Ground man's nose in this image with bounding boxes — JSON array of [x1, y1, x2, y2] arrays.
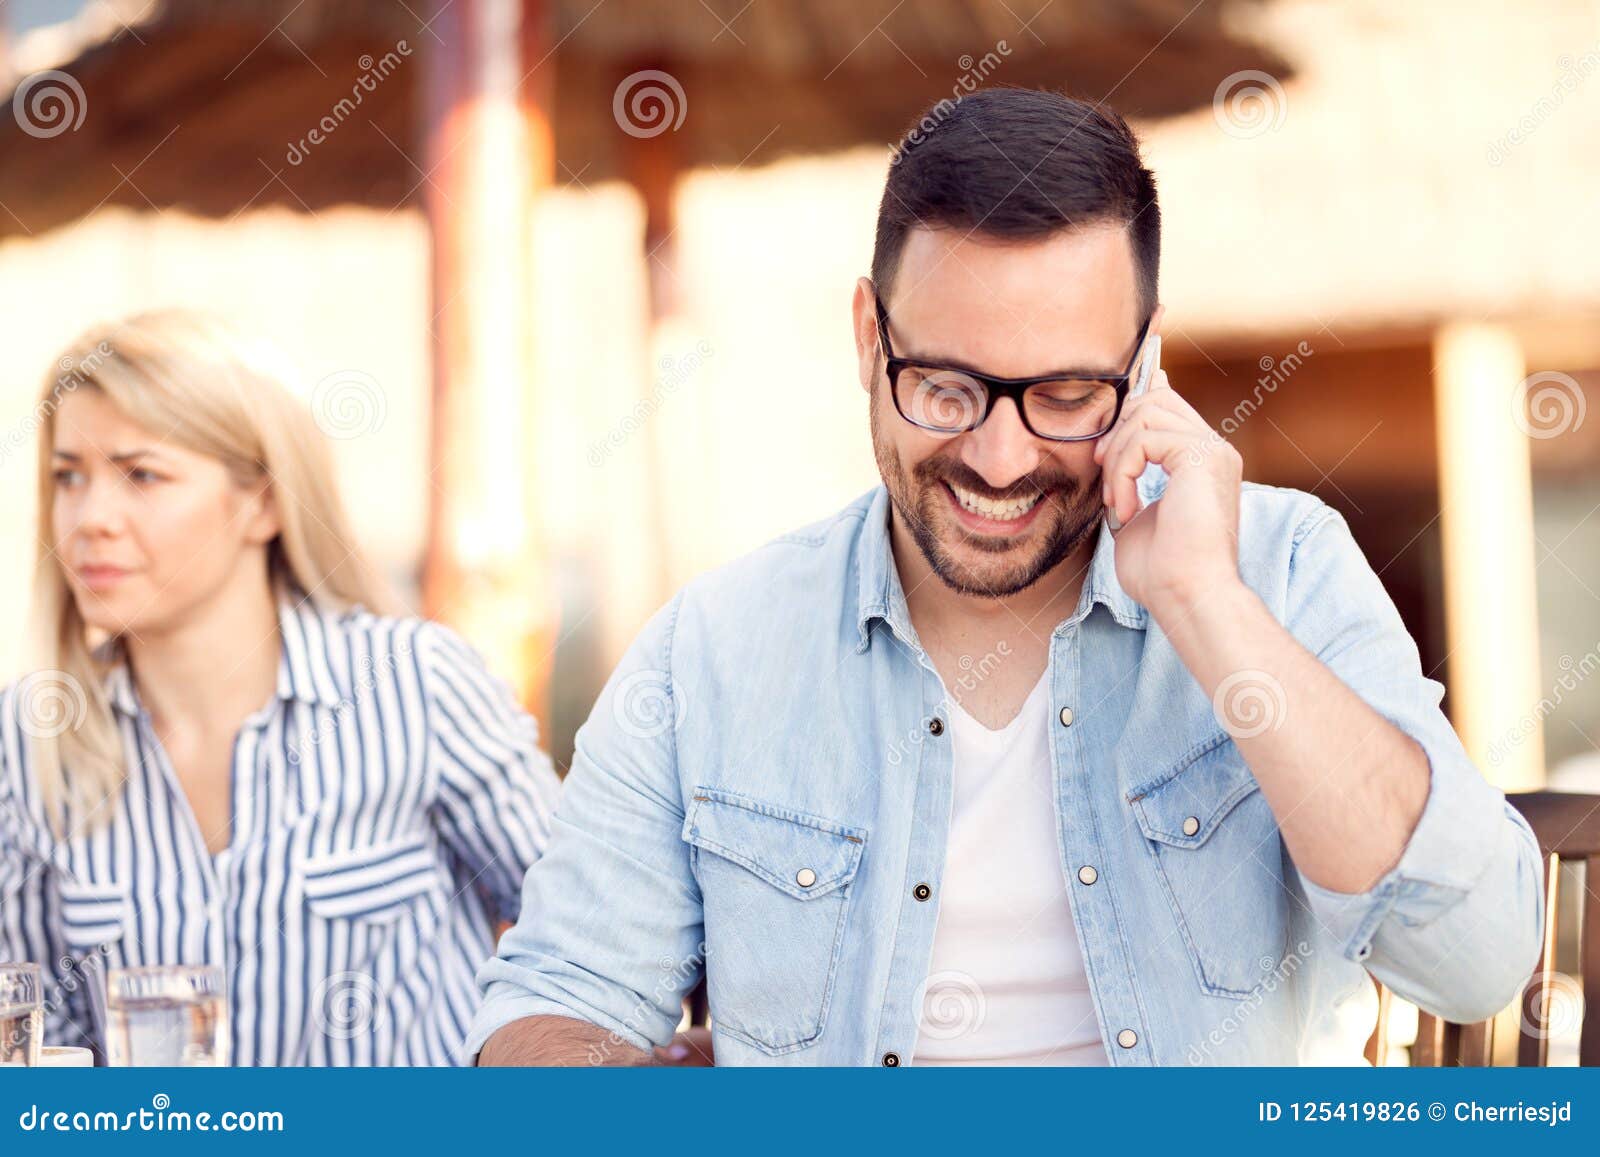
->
[[960, 396, 1044, 489]]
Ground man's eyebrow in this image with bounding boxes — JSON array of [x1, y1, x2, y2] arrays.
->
[[895, 340, 1128, 380]]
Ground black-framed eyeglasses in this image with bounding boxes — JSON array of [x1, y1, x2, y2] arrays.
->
[[874, 292, 1154, 442]]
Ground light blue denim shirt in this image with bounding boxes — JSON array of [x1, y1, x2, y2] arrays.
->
[[466, 481, 1544, 1066]]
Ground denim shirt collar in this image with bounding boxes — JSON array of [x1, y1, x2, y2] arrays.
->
[[102, 582, 352, 717], [853, 484, 1147, 655]]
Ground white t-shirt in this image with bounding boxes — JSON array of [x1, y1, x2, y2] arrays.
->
[[912, 671, 1111, 1066]]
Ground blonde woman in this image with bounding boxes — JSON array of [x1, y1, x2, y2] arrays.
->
[[0, 312, 559, 1066]]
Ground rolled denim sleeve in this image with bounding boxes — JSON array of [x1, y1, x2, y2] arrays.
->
[[1282, 504, 1545, 1024], [461, 595, 703, 1061]]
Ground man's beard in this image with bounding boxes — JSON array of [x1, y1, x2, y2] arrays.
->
[[871, 394, 1104, 598]]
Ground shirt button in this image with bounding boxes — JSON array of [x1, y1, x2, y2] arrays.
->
[[1058, 706, 1074, 727], [912, 883, 932, 902], [1181, 816, 1200, 837], [1077, 865, 1098, 886], [1117, 1029, 1139, 1049], [927, 717, 944, 736], [795, 868, 817, 888], [882, 1051, 901, 1067]]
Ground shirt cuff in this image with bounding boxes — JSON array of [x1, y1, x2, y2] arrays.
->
[[1297, 739, 1510, 963]]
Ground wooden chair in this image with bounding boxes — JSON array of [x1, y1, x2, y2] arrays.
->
[[1366, 790, 1600, 1066]]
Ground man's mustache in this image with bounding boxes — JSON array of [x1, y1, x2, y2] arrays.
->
[[912, 457, 1083, 504]]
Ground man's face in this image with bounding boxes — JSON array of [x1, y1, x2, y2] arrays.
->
[[855, 222, 1150, 598]]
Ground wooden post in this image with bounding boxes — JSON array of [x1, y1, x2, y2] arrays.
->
[[420, 0, 555, 732], [1432, 322, 1546, 792]]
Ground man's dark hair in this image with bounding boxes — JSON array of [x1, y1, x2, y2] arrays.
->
[[872, 87, 1160, 321]]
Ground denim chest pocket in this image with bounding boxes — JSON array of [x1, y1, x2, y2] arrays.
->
[[682, 789, 865, 1056], [1127, 733, 1289, 998]]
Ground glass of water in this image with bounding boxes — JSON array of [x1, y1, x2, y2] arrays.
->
[[0, 964, 44, 1066], [106, 965, 228, 1066]]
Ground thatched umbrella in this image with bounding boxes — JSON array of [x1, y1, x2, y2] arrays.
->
[[0, 0, 1287, 232], [0, 0, 1288, 723]]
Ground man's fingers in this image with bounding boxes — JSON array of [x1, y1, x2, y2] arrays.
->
[[1101, 426, 1192, 526]]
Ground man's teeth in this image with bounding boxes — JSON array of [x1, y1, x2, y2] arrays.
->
[[949, 483, 1044, 522]]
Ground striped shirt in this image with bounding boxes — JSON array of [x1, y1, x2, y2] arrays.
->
[[0, 587, 559, 1065]]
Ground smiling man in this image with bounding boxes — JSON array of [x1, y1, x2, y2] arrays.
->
[[468, 88, 1544, 1066]]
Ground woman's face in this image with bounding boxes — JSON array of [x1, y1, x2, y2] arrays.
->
[[50, 388, 278, 637]]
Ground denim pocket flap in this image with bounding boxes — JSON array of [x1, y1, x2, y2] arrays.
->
[[683, 789, 865, 900], [1127, 731, 1260, 847]]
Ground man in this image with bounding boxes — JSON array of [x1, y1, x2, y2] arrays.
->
[[468, 88, 1543, 1066]]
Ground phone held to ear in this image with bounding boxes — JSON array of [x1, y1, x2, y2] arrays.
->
[[1104, 332, 1160, 532]]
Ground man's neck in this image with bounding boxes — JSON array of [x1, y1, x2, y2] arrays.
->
[[889, 511, 1096, 728], [890, 510, 1095, 648]]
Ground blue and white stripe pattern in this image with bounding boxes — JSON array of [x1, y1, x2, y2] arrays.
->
[[0, 587, 559, 1066]]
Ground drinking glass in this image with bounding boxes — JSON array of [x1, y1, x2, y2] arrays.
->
[[105, 965, 228, 1066], [0, 963, 43, 1066]]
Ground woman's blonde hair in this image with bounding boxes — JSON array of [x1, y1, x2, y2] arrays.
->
[[28, 309, 397, 831]]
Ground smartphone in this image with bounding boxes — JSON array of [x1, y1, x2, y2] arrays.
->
[[1104, 332, 1160, 531]]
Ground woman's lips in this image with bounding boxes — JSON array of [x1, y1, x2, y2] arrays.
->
[[75, 565, 132, 591]]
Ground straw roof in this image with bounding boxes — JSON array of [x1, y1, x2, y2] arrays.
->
[[0, 0, 1288, 236]]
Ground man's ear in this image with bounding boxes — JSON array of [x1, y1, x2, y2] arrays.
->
[[851, 277, 881, 395], [1149, 302, 1166, 339]]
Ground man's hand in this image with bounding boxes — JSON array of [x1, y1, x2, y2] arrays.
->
[[476, 1016, 715, 1067], [1090, 366, 1433, 895], [477, 1015, 654, 1066], [1092, 366, 1243, 613]]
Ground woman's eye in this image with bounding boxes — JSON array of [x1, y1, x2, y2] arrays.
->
[[127, 467, 161, 484], [52, 468, 83, 487]]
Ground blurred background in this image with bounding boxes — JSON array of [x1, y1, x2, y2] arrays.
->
[[0, 0, 1597, 1062]]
